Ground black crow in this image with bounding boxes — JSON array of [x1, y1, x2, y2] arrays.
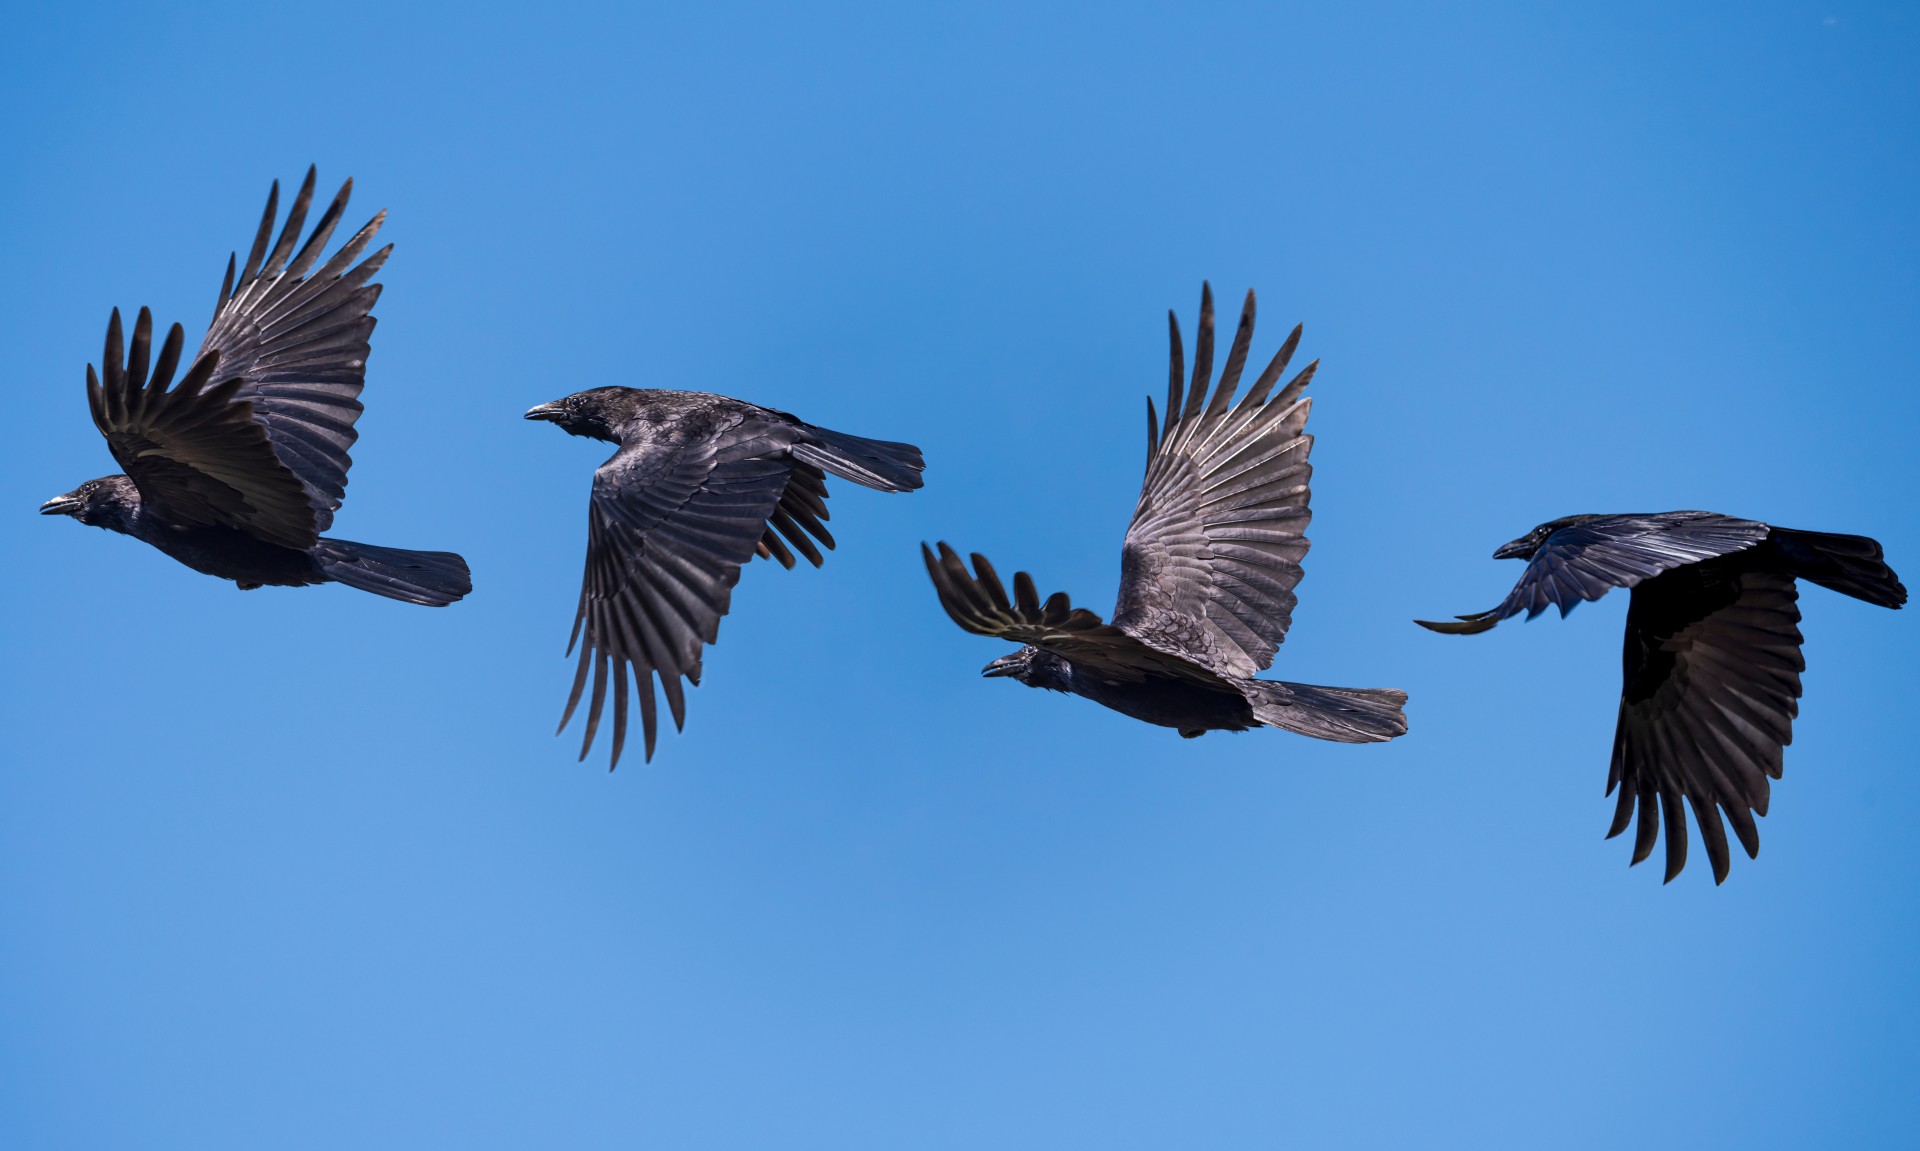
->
[[40, 169, 471, 607], [526, 386, 924, 767], [1417, 512, 1905, 883], [924, 284, 1408, 744]]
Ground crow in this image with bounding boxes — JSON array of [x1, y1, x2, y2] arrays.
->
[[526, 386, 925, 767], [923, 284, 1408, 744], [39, 169, 471, 607], [1417, 512, 1905, 883]]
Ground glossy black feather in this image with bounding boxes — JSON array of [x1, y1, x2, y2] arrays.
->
[[530, 386, 924, 767], [44, 172, 469, 607], [1420, 511, 1905, 882], [925, 283, 1406, 744]]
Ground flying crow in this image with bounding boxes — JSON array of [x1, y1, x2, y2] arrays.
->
[[526, 386, 924, 767], [40, 169, 471, 607], [1417, 512, 1905, 883], [924, 284, 1408, 744]]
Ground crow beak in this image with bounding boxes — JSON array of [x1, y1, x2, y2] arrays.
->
[[1492, 536, 1534, 560], [524, 402, 566, 423], [981, 655, 1022, 678], [39, 493, 82, 516]]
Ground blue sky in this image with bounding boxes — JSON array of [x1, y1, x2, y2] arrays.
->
[[3, 2, 1917, 1147]]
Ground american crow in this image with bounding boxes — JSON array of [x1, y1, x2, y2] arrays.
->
[[39, 169, 471, 607], [526, 386, 925, 767], [924, 284, 1408, 743], [1417, 512, 1906, 883]]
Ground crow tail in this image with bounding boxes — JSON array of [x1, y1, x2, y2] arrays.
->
[[1769, 528, 1907, 609], [313, 538, 473, 607], [792, 425, 926, 492], [1241, 680, 1409, 743]]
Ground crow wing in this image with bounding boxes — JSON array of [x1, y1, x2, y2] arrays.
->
[[1416, 512, 1771, 634], [561, 416, 804, 767], [1111, 284, 1318, 678], [197, 167, 390, 531], [923, 542, 1232, 688], [1607, 564, 1805, 884], [88, 307, 318, 548]]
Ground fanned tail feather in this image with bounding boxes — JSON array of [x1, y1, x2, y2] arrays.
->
[[791, 425, 926, 493], [1768, 528, 1906, 609], [314, 537, 472, 606], [1241, 680, 1408, 743]]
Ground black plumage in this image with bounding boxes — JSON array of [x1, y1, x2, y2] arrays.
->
[[527, 386, 925, 767], [924, 284, 1408, 744], [1418, 512, 1906, 883], [40, 169, 471, 607]]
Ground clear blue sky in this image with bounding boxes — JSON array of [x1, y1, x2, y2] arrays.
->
[[3, 3, 1916, 1147]]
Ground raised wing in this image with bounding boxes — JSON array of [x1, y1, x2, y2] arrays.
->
[[198, 167, 391, 531], [88, 307, 318, 548], [1607, 565, 1805, 884], [1416, 512, 1770, 634], [924, 542, 1231, 688], [1112, 284, 1318, 678], [561, 418, 803, 767]]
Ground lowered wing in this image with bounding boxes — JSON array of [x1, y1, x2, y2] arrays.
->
[[562, 416, 805, 767], [1609, 565, 1805, 884]]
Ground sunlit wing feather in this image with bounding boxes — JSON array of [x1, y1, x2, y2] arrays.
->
[[1416, 512, 1771, 633], [1113, 284, 1319, 678]]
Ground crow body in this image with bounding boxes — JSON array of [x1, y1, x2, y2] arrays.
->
[[924, 284, 1409, 744], [40, 169, 471, 607], [527, 385, 925, 767], [1418, 511, 1905, 884]]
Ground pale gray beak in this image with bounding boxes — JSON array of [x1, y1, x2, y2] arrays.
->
[[1492, 536, 1535, 560], [981, 654, 1023, 678]]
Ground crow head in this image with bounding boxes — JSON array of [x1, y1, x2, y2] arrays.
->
[[1494, 514, 1612, 560], [981, 645, 1071, 692], [524, 387, 636, 443], [40, 475, 139, 531]]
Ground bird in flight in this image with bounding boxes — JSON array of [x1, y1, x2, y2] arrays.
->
[[40, 169, 471, 607], [924, 284, 1408, 744], [527, 386, 925, 767], [1417, 512, 1905, 883]]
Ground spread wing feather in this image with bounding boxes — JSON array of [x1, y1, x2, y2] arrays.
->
[[198, 167, 390, 531], [923, 542, 1230, 687], [87, 307, 318, 548], [1416, 512, 1771, 634], [562, 419, 811, 767], [1113, 283, 1318, 677], [1607, 567, 1805, 883]]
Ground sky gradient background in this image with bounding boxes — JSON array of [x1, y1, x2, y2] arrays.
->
[[4, 3, 1917, 1147]]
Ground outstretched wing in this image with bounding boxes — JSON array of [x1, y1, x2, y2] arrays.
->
[[198, 167, 391, 531], [1416, 512, 1770, 634], [1112, 284, 1318, 678], [923, 542, 1231, 687], [88, 307, 318, 548], [561, 417, 804, 767], [1608, 565, 1805, 884]]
